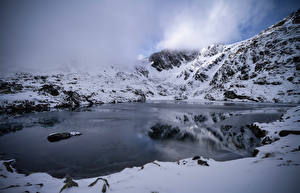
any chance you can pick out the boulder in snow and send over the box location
[47,132,82,142]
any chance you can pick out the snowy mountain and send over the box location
[0,9,299,113]
[144,9,300,103]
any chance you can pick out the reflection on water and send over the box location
[0,101,292,179]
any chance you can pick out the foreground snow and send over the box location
[1,105,299,193]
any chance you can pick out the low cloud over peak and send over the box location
[0,0,299,73]
[156,0,274,49]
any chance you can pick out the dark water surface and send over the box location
[0,101,293,179]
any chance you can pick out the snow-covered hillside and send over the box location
[0,9,299,113]
[144,8,300,103]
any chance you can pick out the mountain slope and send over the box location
[144,9,300,103]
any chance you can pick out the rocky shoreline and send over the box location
[0,105,299,193]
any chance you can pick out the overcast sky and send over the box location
[0,0,299,73]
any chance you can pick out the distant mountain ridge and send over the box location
[0,9,299,113]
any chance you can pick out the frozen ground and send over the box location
[0,105,299,193]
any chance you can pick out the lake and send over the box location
[0,101,293,179]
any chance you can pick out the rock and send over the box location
[262,152,273,158]
[174,94,188,100]
[3,161,14,173]
[254,62,267,72]
[149,49,198,71]
[55,91,81,109]
[224,91,239,99]
[182,70,190,80]
[35,104,50,112]
[88,177,110,188]
[135,66,149,77]
[204,93,215,101]
[39,84,60,96]
[224,91,258,102]
[202,44,224,57]
[34,75,48,80]
[197,159,209,166]
[25,182,32,186]
[60,176,78,193]
[102,184,107,193]
[279,130,300,137]
[272,19,286,28]
[193,115,207,123]
[0,185,20,190]
[47,132,71,142]
[246,124,267,138]
[254,77,282,85]
[194,71,208,82]
[183,115,189,122]
[0,81,23,94]
[4,101,49,114]
[252,149,259,157]
[47,132,81,142]
[287,76,295,82]
[83,93,96,107]
[192,155,200,160]
[148,123,197,142]
[271,81,282,85]
[292,8,300,24]
[262,136,273,145]
[134,89,146,102]
[65,91,81,105]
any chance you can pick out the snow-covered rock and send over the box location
[47,131,82,142]
[149,49,199,71]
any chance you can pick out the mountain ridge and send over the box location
[0,9,299,113]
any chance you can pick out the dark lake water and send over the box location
[0,101,293,179]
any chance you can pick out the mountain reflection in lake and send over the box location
[0,101,292,179]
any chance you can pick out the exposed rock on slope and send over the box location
[0,80,23,94]
[149,49,199,71]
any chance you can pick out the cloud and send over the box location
[0,0,160,73]
[156,0,274,49]
[0,0,298,73]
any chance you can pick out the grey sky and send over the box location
[0,0,299,73]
